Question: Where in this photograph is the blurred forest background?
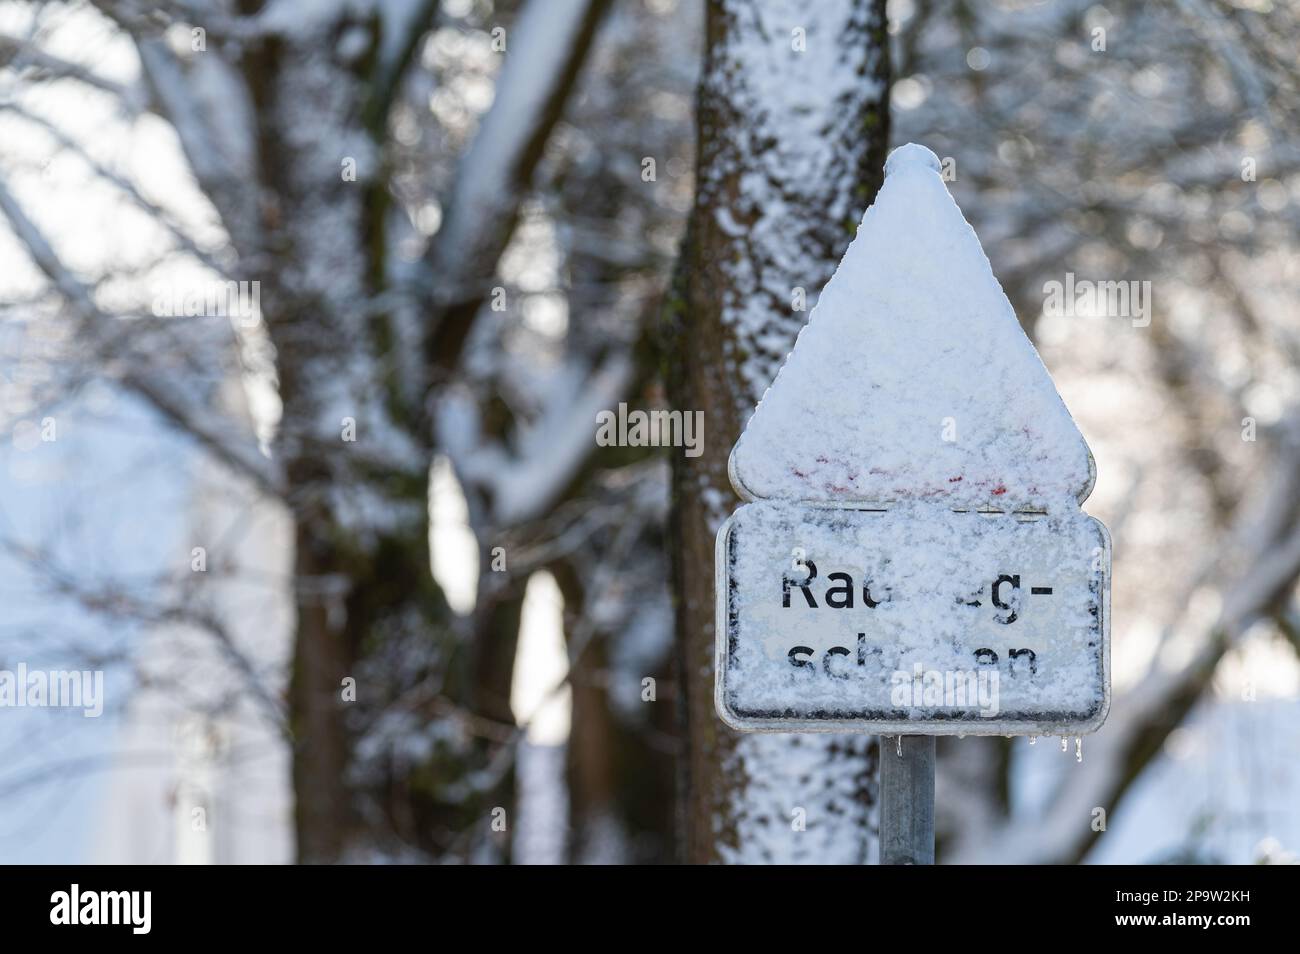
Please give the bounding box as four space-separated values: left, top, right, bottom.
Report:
0 0 1298 864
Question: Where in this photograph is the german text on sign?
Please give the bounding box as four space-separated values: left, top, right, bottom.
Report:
716 502 1110 736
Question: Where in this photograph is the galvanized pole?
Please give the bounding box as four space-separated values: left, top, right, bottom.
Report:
879 735 935 864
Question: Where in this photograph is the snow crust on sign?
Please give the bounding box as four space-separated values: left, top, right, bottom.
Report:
730 143 1093 511
723 501 1106 727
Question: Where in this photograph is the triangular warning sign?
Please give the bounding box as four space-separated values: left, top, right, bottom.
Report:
730 143 1094 511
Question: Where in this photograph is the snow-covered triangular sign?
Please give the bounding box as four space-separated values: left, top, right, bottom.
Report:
729 143 1094 512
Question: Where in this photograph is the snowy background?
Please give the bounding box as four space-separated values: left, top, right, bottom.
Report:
0 0 1297 864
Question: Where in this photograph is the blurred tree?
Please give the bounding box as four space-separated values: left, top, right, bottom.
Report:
0 0 690 863
889 0 1300 864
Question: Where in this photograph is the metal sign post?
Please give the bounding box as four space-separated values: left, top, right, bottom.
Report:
880 736 935 864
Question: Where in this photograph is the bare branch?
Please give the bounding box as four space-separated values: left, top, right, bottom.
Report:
0 31 142 107
0 177 282 500
366 0 442 133
4 538 287 730
0 102 229 276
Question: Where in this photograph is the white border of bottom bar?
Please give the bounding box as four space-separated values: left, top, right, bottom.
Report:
712 504 1112 737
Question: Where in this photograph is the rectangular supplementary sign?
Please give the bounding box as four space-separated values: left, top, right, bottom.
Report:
715 502 1110 736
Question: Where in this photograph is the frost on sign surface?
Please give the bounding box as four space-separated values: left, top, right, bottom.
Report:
729 143 1094 510
716 502 1110 735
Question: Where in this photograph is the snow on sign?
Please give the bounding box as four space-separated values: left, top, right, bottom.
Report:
715 143 1111 736
716 503 1110 735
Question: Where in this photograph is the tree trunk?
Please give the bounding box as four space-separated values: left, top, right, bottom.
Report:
244 16 448 862
665 0 891 863
288 521 357 862
555 557 678 864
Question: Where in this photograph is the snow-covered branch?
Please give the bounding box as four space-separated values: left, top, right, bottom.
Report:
438 351 634 528
132 39 261 252
423 0 611 375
